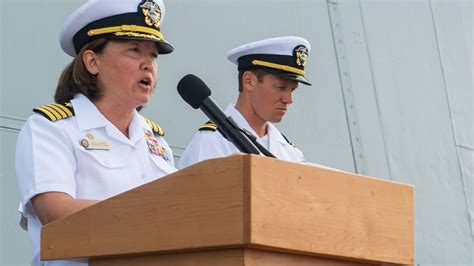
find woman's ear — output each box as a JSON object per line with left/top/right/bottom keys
{"left": 82, "top": 50, "right": 99, "bottom": 75}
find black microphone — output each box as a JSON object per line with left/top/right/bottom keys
{"left": 177, "top": 74, "right": 262, "bottom": 155}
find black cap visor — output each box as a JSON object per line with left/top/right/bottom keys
{"left": 264, "top": 68, "right": 312, "bottom": 86}
{"left": 105, "top": 34, "right": 174, "bottom": 54}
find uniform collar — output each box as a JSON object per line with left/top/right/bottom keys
{"left": 71, "top": 94, "right": 150, "bottom": 145}
{"left": 225, "top": 104, "right": 258, "bottom": 136}
{"left": 129, "top": 111, "right": 150, "bottom": 144}
{"left": 225, "top": 104, "right": 287, "bottom": 145}
{"left": 71, "top": 94, "right": 108, "bottom": 131}
{"left": 266, "top": 122, "right": 288, "bottom": 145}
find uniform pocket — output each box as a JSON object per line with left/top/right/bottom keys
{"left": 77, "top": 148, "right": 130, "bottom": 169}
{"left": 75, "top": 148, "right": 138, "bottom": 199}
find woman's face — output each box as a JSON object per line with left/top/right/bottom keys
{"left": 88, "top": 40, "right": 159, "bottom": 109}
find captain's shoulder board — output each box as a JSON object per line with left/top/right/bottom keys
{"left": 199, "top": 120, "right": 217, "bottom": 131}
{"left": 33, "top": 102, "right": 75, "bottom": 122}
{"left": 144, "top": 117, "right": 164, "bottom": 136}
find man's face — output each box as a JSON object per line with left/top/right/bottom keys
{"left": 248, "top": 73, "right": 298, "bottom": 124}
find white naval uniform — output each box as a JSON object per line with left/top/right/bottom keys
{"left": 178, "top": 104, "right": 305, "bottom": 169}
{"left": 15, "top": 94, "right": 176, "bottom": 266}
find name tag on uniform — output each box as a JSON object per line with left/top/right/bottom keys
{"left": 80, "top": 133, "right": 110, "bottom": 150}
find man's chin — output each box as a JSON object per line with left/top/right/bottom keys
{"left": 269, "top": 116, "right": 284, "bottom": 123}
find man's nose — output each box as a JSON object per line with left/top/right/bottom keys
{"left": 281, "top": 90, "right": 293, "bottom": 104}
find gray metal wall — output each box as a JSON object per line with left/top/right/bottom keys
{"left": 1, "top": 0, "right": 472, "bottom": 265}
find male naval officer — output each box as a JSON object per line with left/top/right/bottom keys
{"left": 178, "top": 36, "right": 311, "bottom": 168}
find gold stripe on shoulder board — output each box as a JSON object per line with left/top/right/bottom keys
{"left": 33, "top": 102, "right": 74, "bottom": 122}
{"left": 52, "top": 103, "right": 74, "bottom": 117}
{"left": 45, "top": 104, "right": 66, "bottom": 119}
{"left": 199, "top": 121, "right": 217, "bottom": 131}
{"left": 144, "top": 117, "right": 164, "bottom": 136}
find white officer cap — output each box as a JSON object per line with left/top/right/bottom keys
{"left": 60, "top": 0, "right": 173, "bottom": 57}
{"left": 227, "top": 36, "right": 311, "bottom": 85}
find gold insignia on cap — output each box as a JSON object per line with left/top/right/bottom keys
{"left": 294, "top": 45, "right": 308, "bottom": 67}
{"left": 140, "top": 0, "right": 161, "bottom": 29}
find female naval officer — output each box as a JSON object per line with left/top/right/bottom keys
{"left": 15, "top": 0, "right": 176, "bottom": 265}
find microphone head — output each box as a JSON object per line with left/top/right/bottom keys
{"left": 177, "top": 74, "right": 211, "bottom": 109}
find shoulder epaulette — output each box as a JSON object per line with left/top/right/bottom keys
{"left": 33, "top": 102, "right": 74, "bottom": 122}
{"left": 199, "top": 120, "right": 217, "bottom": 131}
{"left": 281, "top": 133, "right": 296, "bottom": 148}
{"left": 144, "top": 117, "right": 164, "bottom": 136}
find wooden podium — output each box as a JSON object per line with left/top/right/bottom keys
{"left": 41, "top": 155, "right": 413, "bottom": 265}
